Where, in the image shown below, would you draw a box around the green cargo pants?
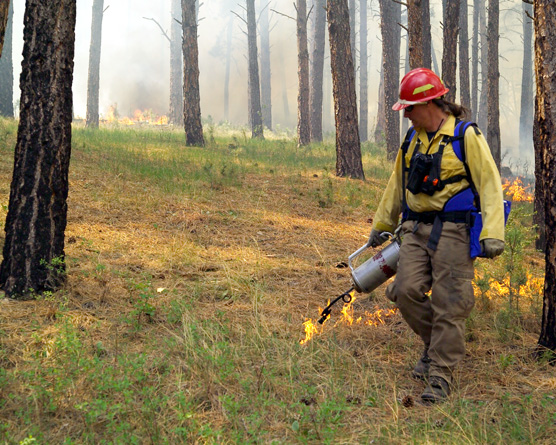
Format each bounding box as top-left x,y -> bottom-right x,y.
385,220 -> 475,383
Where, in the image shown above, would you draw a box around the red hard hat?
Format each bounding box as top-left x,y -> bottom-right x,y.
392,68 -> 449,111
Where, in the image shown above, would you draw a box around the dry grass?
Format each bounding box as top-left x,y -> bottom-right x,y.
0,118 -> 554,444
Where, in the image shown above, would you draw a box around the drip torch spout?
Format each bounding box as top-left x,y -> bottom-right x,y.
318,287 -> 355,324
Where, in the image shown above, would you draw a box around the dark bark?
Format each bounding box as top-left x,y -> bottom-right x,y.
0,0 -> 13,117
486,0 -> 500,169
477,0 -> 487,130
534,0 -> 556,353
519,1 -> 534,152
246,0 -> 263,139
169,0 -> 183,126
310,0 -> 326,142
85,0 -> 104,128
327,0 -> 364,179
407,0 -> 424,69
471,0 -> 479,121
442,0 -> 459,103
359,0 -> 368,142
181,0 -> 204,145
0,0 -> 76,299
421,0 -> 431,69
297,0 -> 310,146
380,0 -> 401,160
459,0 -> 470,111
0,0 -> 9,57
260,3 -> 272,130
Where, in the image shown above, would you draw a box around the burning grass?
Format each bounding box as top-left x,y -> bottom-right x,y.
0,117 -> 554,443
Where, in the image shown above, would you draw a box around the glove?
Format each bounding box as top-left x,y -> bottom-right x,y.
367,229 -> 387,248
481,238 -> 505,259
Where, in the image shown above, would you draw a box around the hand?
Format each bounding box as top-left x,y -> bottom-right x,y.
367,229 -> 387,248
481,238 -> 505,259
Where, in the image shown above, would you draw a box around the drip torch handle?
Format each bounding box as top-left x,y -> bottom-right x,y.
348,232 -> 393,272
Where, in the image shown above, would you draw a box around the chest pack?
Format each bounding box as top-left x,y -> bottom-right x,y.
399,120 -> 510,258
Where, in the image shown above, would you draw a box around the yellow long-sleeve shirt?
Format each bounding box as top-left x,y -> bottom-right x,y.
372,115 -> 505,242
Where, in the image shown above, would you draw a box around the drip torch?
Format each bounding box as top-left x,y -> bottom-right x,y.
318,227 -> 402,324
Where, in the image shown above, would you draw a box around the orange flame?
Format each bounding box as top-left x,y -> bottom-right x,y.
502,177 -> 534,202
300,289 -> 399,345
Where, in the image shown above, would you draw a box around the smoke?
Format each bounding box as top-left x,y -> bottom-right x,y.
7,0 -> 534,168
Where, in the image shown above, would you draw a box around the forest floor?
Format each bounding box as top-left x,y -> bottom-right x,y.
0,118 -> 554,444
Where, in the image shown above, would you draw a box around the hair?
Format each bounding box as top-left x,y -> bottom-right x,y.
431,98 -> 470,119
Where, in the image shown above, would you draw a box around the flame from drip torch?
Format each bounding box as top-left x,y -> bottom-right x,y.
299,289 -> 398,345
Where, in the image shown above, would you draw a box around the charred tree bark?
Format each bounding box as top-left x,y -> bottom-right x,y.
442,0 -> 459,103
477,0 -> 488,130
486,0 -> 500,169
181,0 -> 204,145
260,3 -> 272,130
421,0 -> 431,69
327,0 -> 364,179
534,0 -> 556,354
407,0 -> 424,69
380,0 -> 401,160
459,0 -> 470,111
0,0 -> 13,117
359,0 -> 368,142
246,0 -> 263,139
169,0 -> 183,126
471,0 -> 479,121
310,0 -> 326,142
297,0 -> 310,146
85,0 -> 104,128
0,0 -> 76,299
0,0 -> 9,57
519,1 -> 534,153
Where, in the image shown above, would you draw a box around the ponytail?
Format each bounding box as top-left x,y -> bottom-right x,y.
431,98 -> 470,119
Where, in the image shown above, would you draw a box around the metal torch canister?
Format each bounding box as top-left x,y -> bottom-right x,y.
348,232 -> 401,293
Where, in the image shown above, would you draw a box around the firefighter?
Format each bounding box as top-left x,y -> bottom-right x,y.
369,68 -> 505,403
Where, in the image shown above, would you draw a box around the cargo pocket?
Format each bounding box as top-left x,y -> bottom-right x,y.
447,268 -> 475,317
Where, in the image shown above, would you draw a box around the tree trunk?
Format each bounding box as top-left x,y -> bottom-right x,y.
459,0 -> 470,111
169,0 -> 183,126
408,0 -> 424,69
297,0 -> 310,146
486,0 -> 500,169
379,0 -> 401,160
442,0 -> 459,103
374,66 -> 385,143
0,0 -> 13,117
359,0 -> 368,142
181,0 -> 204,145
477,0 -> 488,130
0,0 -> 76,299
534,0 -> 556,354
519,1 -> 534,152
349,0 -> 356,69
260,3 -> 272,130
0,0 -> 9,57
471,0 -> 479,121
421,0 -> 431,69
85,0 -> 104,128
246,0 -> 263,139
310,0 -> 326,142
224,15 -> 233,122
327,0 -> 364,179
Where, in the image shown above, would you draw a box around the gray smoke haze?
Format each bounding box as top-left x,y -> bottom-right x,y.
8,0 -> 532,169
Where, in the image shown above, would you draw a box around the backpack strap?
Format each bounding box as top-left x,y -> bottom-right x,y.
400,126 -> 416,215
451,119 -> 481,211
